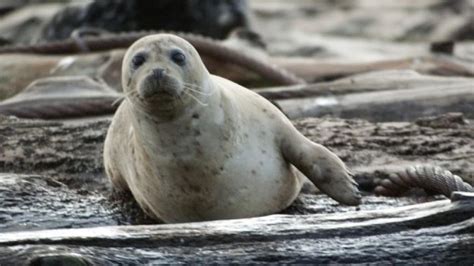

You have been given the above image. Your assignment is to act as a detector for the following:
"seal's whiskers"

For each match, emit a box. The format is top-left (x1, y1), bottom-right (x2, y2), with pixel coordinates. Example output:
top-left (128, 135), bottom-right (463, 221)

top-left (111, 96), bottom-right (124, 107)
top-left (182, 81), bottom-right (203, 89)
top-left (184, 85), bottom-right (212, 96)
top-left (114, 90), bottom-right (140, 106)
top-left (183, 89), bottom-right (209, 106)
top-left (124, 89), bottom-right (139, 98)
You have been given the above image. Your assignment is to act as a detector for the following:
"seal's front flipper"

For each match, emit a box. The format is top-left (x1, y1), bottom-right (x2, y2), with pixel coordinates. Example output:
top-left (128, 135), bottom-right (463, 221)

top-left (281, 130), bottom-right (361, 206)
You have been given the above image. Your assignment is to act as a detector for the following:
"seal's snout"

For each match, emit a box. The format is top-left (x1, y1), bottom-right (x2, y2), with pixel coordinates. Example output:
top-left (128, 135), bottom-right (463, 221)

top-left (152, 68), bottom-right (165, 81)
top-left (138, 67), bottom-right (181, 99)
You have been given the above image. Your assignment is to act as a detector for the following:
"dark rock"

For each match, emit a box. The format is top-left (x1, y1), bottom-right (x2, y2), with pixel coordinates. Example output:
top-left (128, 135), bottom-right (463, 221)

top-left (430, 41), bottom-right (455, 54)
top-left (40, 0), bottom-right (249, 41)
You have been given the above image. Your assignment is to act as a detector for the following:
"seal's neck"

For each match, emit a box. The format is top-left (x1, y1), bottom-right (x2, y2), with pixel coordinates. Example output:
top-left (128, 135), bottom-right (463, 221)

top-left (128, 78), bottom-right (240, 158)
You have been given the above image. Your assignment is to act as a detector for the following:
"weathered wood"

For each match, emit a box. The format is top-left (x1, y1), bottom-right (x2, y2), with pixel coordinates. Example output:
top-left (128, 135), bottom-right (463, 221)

top-left (273, 56), bottom-right (474, 82)
top-left (0, 76), bottom-right (120, 119)
top-left (273, 71), bottom-right (474, 121)
top-left (257, 70), bottom-right (474, 99)
top-left (0, 193), bottom-right (472, 264)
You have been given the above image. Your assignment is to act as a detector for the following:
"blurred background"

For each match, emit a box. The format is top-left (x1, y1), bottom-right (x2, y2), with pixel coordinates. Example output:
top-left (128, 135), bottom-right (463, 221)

top-left (0, 0), bottom-right (472, 120)
top-left (0, 0), bottom-right (472, 55)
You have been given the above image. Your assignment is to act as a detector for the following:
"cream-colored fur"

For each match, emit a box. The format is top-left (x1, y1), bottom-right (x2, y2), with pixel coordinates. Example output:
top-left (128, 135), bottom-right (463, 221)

top-left (104, 34), bottom-right (360, 223)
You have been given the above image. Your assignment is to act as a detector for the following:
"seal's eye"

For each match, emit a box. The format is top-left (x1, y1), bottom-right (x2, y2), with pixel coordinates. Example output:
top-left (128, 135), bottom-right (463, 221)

top-left (131, 53), bottom-right (146, 69)
top-left (170, 50), bottom-right (186, 66)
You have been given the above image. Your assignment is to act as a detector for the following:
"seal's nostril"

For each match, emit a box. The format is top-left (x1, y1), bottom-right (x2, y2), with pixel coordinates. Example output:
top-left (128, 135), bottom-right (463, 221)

top-left (152, 68), bottom-right (165, 81)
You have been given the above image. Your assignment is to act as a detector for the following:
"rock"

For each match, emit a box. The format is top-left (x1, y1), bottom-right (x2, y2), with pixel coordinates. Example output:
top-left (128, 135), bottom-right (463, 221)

top-left (40, 0), bottom-right (250, 42)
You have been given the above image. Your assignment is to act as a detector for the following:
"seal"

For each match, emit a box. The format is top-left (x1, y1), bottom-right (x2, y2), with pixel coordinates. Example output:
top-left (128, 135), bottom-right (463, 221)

top-left (103, 34), bottom-right (361, 223)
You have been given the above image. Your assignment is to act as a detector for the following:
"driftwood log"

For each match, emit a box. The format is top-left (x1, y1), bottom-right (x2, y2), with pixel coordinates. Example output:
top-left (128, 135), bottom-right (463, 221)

top-left (0, 192), bottom-right (472, 264)
top-left (273, 55), bottom-right (474, 82)
top-left (266, 71), bottom-right (474, 121)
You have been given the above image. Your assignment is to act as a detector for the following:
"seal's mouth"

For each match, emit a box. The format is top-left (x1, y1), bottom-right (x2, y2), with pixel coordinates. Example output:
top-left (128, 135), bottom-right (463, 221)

top-left (137, 70), bottom-right (183, 101)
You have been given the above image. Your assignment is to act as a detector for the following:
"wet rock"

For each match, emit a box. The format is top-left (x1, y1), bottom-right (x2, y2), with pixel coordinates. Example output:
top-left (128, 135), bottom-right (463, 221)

top-left (40, 0), bottom-right (249, 42)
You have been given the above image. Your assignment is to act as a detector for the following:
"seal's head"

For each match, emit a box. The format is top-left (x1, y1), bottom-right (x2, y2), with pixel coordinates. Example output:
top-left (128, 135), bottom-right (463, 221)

top-left (122, 34), bottom-right (212, 115)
